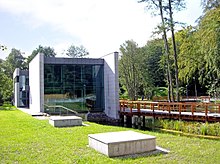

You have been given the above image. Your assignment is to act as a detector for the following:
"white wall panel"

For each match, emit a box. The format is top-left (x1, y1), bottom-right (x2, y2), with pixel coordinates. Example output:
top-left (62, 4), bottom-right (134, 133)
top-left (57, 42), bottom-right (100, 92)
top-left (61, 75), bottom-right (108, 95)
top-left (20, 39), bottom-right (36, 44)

top-left (29, 53), bottom-right (44, 113)
top-left (103, 52), bottom-right (119, 119)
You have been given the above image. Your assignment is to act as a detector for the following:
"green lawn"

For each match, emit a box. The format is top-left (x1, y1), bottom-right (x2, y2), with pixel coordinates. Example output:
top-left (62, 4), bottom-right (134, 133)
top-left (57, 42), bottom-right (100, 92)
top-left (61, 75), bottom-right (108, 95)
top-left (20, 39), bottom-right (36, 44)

top-left (0, 109), bottom-right (220, 164)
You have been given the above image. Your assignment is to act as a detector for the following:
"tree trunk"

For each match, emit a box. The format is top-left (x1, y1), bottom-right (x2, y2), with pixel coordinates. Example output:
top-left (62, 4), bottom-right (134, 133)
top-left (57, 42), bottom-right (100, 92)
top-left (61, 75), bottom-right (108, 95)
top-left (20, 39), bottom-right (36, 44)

top-left (159, 0), bottom-right (174, 102)
top-left (168, 0), bottom-right (180, 102)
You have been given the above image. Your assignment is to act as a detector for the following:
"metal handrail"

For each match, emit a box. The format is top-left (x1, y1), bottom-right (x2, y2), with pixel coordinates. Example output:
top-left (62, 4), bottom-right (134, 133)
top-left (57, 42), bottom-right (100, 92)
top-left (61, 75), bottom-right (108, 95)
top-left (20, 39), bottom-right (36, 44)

top-left (44, 104), bottom-right (78, 115)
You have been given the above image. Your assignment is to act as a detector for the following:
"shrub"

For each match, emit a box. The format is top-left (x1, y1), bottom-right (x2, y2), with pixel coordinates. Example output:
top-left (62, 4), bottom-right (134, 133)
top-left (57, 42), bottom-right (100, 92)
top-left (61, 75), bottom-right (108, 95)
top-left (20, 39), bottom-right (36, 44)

top-left (152, 87), bottom-right (168, 97)
top-left (201, 123), bottom-right (209, 135)
top-left (0, 101), bottom-right (15, 110)
top-left (152, 119), bottom-right (220, 136)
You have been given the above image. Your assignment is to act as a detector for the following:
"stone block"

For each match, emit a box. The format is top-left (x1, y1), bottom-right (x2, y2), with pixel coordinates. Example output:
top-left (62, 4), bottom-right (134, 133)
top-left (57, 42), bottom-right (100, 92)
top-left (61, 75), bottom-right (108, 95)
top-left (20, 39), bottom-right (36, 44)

top-left (88, 131), bottom-right (156, 157)
top-left (49, 116), bottom-right (82, 127)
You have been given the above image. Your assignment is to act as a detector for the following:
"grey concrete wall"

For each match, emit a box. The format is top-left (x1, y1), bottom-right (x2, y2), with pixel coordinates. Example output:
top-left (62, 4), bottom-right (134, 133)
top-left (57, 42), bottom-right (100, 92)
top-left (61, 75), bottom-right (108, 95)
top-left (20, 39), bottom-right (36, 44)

top-left (13, 68), bottom-right (20, 107)
top-left (29, 53), bottom-right (44, 113)
top-left (103, 52), bottom-right (119, 119)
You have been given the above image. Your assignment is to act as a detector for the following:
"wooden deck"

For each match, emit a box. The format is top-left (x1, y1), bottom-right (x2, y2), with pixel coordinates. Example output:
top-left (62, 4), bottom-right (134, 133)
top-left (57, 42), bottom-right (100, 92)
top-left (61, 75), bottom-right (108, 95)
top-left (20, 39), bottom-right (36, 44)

top-left (119, 100), bottom-right (220, 122)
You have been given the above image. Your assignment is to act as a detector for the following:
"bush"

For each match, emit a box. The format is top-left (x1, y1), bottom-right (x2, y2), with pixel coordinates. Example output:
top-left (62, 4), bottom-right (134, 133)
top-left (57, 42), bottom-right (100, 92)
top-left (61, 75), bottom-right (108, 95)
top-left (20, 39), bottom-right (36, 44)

top-left (152, 87), bottom-right (168, 97)
top-left (0, 101), bottom-right (15, 110)
top-left (152, 119), bottom-right (220, 136)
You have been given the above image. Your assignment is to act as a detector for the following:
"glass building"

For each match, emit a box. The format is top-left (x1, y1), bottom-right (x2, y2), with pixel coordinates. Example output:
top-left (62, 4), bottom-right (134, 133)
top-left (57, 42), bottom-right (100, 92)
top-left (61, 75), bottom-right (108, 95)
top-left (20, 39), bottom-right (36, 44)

top-left (13, 69), bottom-right (29, 107)
top-left (14, 52), bottom-right (119, 119)
top-left (44, 63), bottom-right (104, 112)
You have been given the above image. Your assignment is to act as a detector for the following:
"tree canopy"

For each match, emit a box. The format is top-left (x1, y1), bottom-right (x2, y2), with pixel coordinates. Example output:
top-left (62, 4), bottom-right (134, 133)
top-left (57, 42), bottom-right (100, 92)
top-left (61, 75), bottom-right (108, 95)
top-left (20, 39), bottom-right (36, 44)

top-left (65, 45), bottom-right (89, 58)
top-left (26, 45), bottom-right (56, 64)
top-left (0, 48), bottom-right (25, 103)
top-left (3, 48), bottom-right (26, 78)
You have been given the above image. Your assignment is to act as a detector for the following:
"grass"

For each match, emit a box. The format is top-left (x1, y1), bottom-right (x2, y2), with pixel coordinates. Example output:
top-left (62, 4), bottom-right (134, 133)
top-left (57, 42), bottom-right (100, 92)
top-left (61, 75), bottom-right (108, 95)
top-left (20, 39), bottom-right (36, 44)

top-left (0, 109), bottom-right (220, 164)
top-left (149, 119), bottom-right (220, 136)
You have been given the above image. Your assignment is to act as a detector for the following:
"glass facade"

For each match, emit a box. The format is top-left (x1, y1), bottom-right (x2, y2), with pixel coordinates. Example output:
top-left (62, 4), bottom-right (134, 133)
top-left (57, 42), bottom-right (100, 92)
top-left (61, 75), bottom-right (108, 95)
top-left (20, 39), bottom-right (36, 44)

top-left (44, 64), bottom-right (104, 112)
top-left (14, 75), bottom-right (29, 107)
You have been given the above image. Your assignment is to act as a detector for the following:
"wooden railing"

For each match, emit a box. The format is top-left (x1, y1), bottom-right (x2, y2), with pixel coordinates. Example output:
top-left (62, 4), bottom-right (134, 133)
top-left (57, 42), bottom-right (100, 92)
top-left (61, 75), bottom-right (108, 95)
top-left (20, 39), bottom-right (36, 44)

top-left (152, 96), bottom-right (211, 102)
top-left (119, 100), bottom-right (220, 122)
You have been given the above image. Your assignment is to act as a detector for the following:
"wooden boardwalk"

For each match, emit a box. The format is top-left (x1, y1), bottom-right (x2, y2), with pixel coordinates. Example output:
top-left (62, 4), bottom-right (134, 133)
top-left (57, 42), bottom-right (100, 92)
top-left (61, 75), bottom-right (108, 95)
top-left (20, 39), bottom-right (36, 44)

top-left (119, 100), bottom-right (220, 123)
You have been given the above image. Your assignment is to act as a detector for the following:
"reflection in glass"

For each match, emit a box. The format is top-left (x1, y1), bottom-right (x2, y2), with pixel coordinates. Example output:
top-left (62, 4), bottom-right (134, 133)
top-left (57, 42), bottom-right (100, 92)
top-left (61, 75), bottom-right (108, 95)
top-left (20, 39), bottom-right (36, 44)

top-left (44, 64), bottom-right (104, 113)
top-left (18, 75), bottom-right (29, 107)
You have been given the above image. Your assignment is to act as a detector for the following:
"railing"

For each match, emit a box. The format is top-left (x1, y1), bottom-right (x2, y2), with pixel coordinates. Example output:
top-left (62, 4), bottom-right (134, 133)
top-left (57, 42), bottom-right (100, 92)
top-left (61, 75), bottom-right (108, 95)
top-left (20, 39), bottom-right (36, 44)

top-left (152, 96), bottom-right (211, 102)
top-left (119, 100), bottom-right (220, 122)
top-left (44, 104), bottom-right (78, 116)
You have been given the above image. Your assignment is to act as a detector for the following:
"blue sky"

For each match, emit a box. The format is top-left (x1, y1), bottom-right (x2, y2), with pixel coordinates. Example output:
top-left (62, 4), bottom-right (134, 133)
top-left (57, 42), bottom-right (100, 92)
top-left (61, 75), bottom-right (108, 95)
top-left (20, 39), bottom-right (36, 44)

top-left (0, 0), bottom-right (202, 60)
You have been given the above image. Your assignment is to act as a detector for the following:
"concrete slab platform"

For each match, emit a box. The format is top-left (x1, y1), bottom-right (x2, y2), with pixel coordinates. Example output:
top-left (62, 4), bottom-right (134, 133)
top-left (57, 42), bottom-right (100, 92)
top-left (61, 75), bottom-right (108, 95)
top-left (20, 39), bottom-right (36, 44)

top-left (88, 131), bottom-right (156, 157)
top-left (49, 116), bottom-right (82, 127)
top-left (33, 116), bottom-right (50, 120)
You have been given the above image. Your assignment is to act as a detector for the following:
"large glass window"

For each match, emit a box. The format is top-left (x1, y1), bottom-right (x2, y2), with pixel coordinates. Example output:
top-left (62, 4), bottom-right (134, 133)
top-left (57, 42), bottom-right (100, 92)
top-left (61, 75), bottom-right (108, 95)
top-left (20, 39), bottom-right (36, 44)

top-left (18, 75), bottom-right (29, 107)
top-left (44, 64), bottom-right (104, 113)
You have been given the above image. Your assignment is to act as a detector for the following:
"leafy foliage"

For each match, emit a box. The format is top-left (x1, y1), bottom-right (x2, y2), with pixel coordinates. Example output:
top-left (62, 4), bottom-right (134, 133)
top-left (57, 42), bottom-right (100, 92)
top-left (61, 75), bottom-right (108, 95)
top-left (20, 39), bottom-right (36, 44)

top-left (139, 0), bottom-right (186, 101)
top-left (142, 39), bottom-right (166, 87)
top-left (177, 6), bottom-right (220, 96)
top-left (119, 40), bottom-right (143, 100)
top-left (119, 39), bottom-right (166, 100)
top-left (0, 72), bottom-right (13, 104)
top-left (3, 48), bottom-right (26, 78)
top-left (65, 45), bottom-right (89, 58)
top-left (0, 48), bottom-right (26, 103)
top-left (26, 45), bottom-right (56, 64)
top-left (201, 0), bottom-right (220, 12)
top-left (151, 119), bottom-right (220, 136)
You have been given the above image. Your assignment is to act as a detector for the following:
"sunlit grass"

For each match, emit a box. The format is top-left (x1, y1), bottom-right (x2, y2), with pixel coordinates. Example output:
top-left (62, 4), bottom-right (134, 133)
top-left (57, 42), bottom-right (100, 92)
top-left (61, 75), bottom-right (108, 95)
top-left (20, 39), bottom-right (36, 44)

top-left (0, 109), bottom-right (220, 163)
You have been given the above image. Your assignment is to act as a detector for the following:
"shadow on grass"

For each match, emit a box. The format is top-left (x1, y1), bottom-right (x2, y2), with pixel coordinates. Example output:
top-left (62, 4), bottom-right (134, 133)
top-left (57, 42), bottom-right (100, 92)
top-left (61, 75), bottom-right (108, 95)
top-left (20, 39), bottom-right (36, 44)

top-left (113, 146), bottom-right (169, 159)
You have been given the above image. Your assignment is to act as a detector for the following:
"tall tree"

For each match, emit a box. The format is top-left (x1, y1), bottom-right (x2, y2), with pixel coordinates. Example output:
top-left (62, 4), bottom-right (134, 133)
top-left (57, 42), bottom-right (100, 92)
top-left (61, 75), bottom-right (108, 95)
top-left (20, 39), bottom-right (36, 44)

top-left (119, 40), bottom-right (143, 100)
top-left (140, 0), bottom-right (175, 101)
top-left (0, 71), bottom-right (13, 102)
top-left (166, 0), bottom-right (185, 101)
top-left (177, 5), bottom-right (220, 96)
top-left (139, 0), bottom-right (185, 101)
top-left (142, 39), bottom-right (166, 87)
top-left (65, 45), bottom-right (89, 58)
top-left (0, 48), bottom-right (25, 103)
top-left (196, 6), bottom-right (220, 95)
top-left (26, 45), bottom-right (56, 64)
top-left (159, 0), bottom-right (174, 101)
top-left (3, 48), bottom-right (26, 78)
top-left (176, 27), bottom-right (199, 82)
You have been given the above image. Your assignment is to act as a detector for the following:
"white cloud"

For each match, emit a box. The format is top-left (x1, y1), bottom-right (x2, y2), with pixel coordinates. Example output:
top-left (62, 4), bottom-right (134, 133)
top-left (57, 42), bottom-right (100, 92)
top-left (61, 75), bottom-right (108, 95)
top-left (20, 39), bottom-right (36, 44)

top-left (0, 0), bottom-right (158, 57)
top-left (0, 0), bottom-right (202, 58)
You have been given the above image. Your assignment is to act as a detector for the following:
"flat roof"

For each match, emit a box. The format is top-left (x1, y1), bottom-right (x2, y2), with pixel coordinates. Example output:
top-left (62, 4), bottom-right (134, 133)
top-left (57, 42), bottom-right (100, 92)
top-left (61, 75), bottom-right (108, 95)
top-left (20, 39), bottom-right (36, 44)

top-left (44, 57), bottom-right (104, 65)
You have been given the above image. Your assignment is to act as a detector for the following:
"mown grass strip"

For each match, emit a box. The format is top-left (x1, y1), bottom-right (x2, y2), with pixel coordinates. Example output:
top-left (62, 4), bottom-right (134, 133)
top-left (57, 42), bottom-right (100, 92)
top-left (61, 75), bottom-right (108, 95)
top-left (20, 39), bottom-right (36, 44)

top-left (0, 109), bottom-right (220, 164)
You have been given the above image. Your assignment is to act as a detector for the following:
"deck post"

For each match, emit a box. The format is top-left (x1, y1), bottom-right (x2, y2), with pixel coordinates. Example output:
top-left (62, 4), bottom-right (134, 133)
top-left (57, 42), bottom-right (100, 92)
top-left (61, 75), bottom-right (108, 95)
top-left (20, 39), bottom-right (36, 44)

top-left (132, 116), bottom-right (136, 128)
top-left (138, 116), bottom-right (141, 130)
top-left (191, 104), bottom-right (194, 121)
top-left (126, 115), bottom-right (132, 128)
top-left (120, 113), bottom-right (124, 127)
top-left (130, 102), bottom-right (133, 113)
top-left (137, 103), bottom-right (140, 113)
top-left (205, 104), bottom-right (208, 122)
top-left (142, 116), bottom-right (145, 130)
top-left (179, 103), bottom-right (182, 121)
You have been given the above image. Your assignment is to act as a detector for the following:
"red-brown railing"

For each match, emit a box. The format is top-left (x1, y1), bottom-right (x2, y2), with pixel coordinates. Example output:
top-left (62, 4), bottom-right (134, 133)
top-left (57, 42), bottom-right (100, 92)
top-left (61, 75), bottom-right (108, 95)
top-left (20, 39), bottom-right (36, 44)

top-left (119, 100), bottom-right (220, 122)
